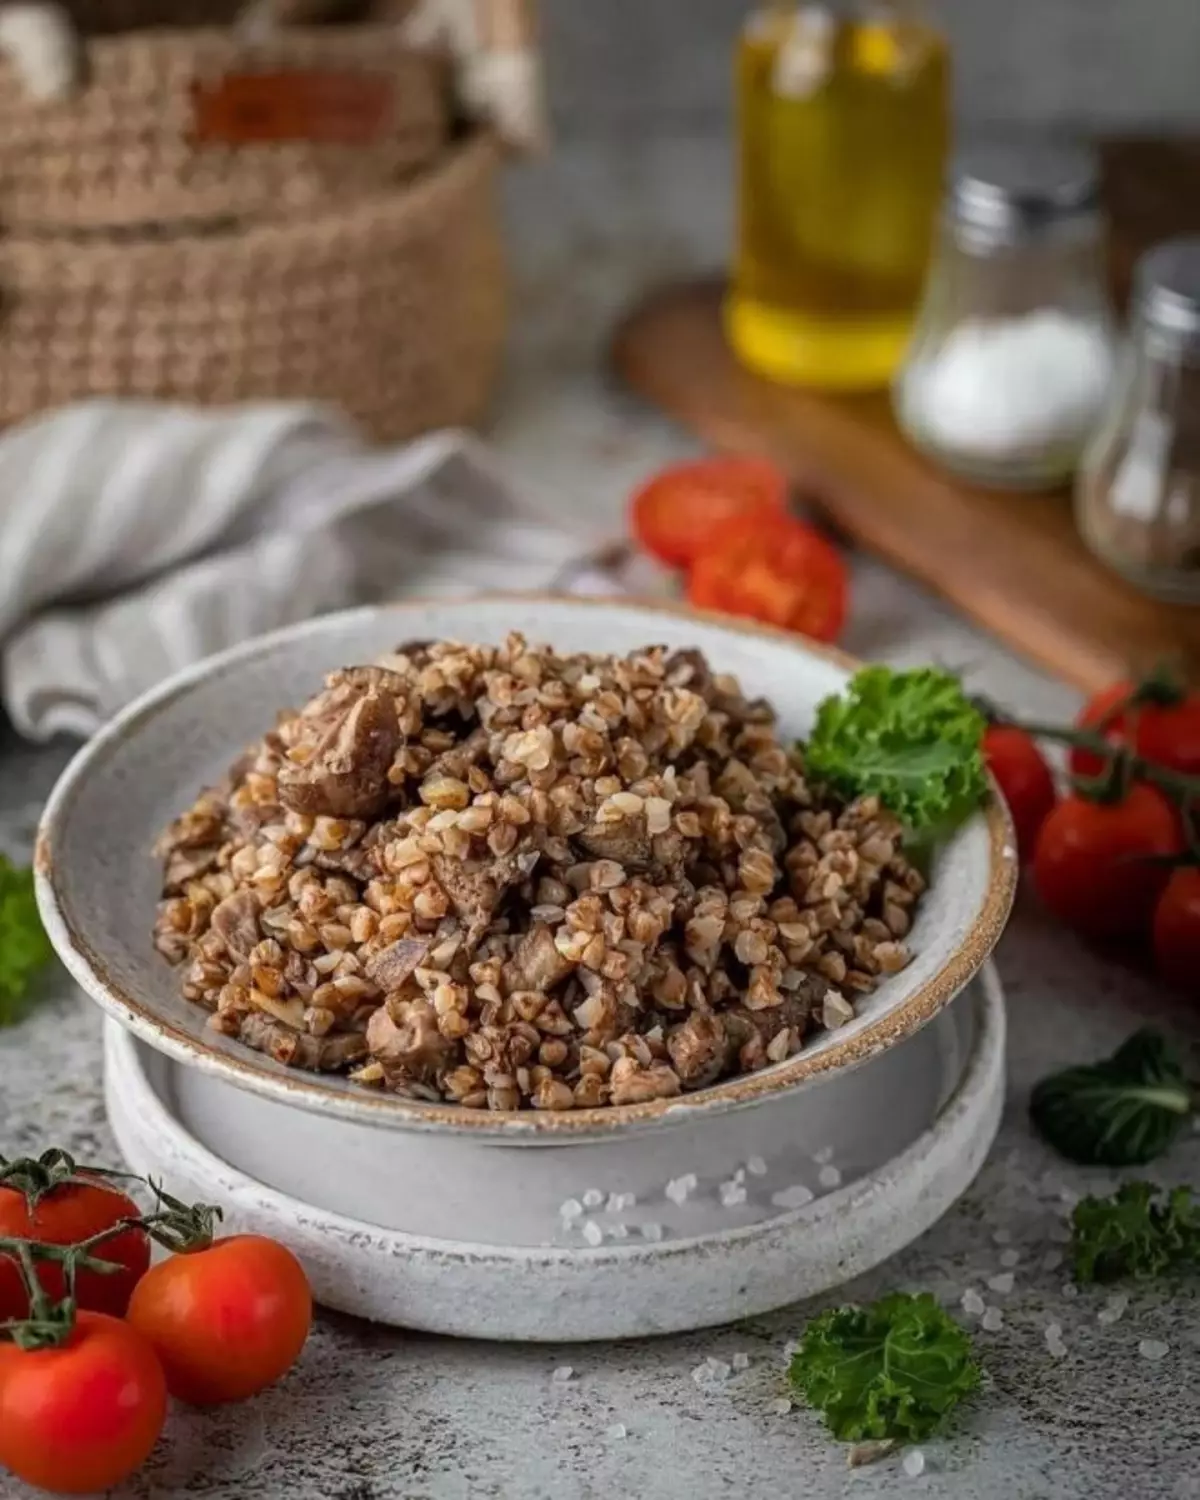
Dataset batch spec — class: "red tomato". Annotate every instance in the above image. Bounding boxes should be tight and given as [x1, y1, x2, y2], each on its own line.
[1152, 867, 1200, 994]
[982, 726, 1058, 859]
[0, 1311, 166, 1494]
[0, 1176, 149, 1321]
[686, 512, 848, 643]
[1032, 783, 1183, 943]
[127, 1235, 311, 1406]
[1070, 680, 1200, 778]
[629, 456, 788, 569]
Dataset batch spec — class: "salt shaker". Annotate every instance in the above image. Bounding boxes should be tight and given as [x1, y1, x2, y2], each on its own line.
[894, 141, 1117, 488]
[1076, 238, 1200, 602]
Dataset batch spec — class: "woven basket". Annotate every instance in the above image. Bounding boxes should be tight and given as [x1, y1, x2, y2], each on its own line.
[0, 0, 449, 232]
[0, 133, 508, 439]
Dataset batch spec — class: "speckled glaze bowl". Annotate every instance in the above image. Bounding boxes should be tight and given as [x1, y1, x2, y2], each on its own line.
[37, 595, 1016, 1144]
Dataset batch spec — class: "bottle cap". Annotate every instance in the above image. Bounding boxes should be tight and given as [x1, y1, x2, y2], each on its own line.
[949, 140, 1100, 242]
[1135, 237, 1200, 347]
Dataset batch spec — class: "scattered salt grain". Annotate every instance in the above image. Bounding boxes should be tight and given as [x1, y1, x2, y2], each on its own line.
[606, 1191, 637, 1213]
[1061, 1282, 1079, 1299]
[581, 1220, 604, 1247]
[987, 1272, 1015, 1295]
[1041, 1251, 1064, 1273]
[784, 1338, 802, 1360]
[813, 1146, 835, 1165]
[902, 1449, 926, 1479]
[551, 1365, 574, 1383]
[961, 1289, 985, 1317]
[981, 1306, 1004, 1332]
[746, 1156, 769, 1178]
[1139, 1339, 1170, 1362]
[606, 1423, 627, 1440]
[582, 1188, 604, 1209]
[665, 1173, 698, 1206]
[1043, 1323, 1067, 1358]
[719, 1180, 748, 1208]
[559, 1198, 583, 1222]
[992, 1228, 1013, 1245]
[818, 1164, 843, 1189]
[769, 1397, 792, 1416]
[772, 1184, 815, 1210]
[1097, 1293, 1129, 1327]
[734, 1168, 746, 1183]
[999, 1249, 1021, 1268]
[640, 1222, 664, 1242]
[608, 1224, 629, 1240]
[731, 1352, 750, 1371]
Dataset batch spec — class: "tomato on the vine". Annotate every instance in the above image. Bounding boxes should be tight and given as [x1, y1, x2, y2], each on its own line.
[686, 512, 848, 643]
[1032, 783, 1182, 943]
[1070, 680, 1200, 778]
[1152, 867, 1200, 994]
[0, 1175, 149, 1321]
[629, 456, 788, 569]
[127, 1235, 311, 1406]
[982, 725, 1057, 858]
[0, 1311, 166, 1494]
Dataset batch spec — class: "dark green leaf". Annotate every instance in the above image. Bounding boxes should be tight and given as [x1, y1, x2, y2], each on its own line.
[803, 667, 989, 834]
[788, 1292, 980, 1443]
[1030, 1030, 1193, 1167]
[0, 856, 53, 1027]
[1072, 1182, 1200, 1284]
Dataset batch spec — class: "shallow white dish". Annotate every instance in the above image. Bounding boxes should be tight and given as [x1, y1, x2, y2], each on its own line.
[39, 595, 1014, 1142]
[106, 964, 1004, 1340]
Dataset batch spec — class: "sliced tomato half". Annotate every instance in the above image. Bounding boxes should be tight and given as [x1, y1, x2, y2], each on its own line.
[629, 456, 789, 569]
[686, 512, 848, 643]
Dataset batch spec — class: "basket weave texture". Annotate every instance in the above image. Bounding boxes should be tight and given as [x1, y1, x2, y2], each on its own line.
[0, 16, 449, 233]
[0, 133, 509, 440]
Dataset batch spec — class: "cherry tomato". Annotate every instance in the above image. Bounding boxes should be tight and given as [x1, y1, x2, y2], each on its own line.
[1070, 680, 1200, 778]
[127, 1235, 311, 1406]
[1032, 783, 1183, 943]
[0, 1175, 149, 1321]
[686, 512, 849, 643]
[0, 1311, 166, 1494]
[629, 456, 788, 569]
[982, 725, 1058, 859]
[1152, 867, 1200, 995]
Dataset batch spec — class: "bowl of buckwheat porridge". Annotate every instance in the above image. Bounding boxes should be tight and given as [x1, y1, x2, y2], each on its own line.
[37, 596, 1014, 1151]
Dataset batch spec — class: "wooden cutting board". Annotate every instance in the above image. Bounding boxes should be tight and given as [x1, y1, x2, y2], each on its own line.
[611, 139, 1200, 693]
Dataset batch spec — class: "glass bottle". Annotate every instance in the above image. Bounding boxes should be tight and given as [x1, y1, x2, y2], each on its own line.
[894, 141, 1117, 489]
[726, 1, 949, 392]
[1076, 238, 1200, 602]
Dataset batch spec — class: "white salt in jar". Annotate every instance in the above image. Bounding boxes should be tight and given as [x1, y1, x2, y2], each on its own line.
[894, 141, 1117, 488]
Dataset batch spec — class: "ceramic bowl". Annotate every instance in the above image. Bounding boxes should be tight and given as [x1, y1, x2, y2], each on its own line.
[38, 594, 1015, 1142]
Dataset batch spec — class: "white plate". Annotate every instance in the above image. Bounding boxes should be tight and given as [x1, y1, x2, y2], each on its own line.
[41, 595, 1014, 1140]
[105, 964, 1004, 1340]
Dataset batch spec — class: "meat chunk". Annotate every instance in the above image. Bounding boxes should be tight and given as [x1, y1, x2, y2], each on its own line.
[238, 1013, 367, 1071]
[667, 1011, 731, 1090]
[278, 689, 399, 819]
[576, 822, 652, 866]
[364, 936, 432, 994]
[209, 890, 261, 961]
[503, 923, 574, 993]
[366, 996, 455, 1085]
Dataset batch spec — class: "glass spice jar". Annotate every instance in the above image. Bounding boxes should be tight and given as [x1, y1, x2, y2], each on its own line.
[894, 141, 1117, 488]
[1076, 237, 1200, 602]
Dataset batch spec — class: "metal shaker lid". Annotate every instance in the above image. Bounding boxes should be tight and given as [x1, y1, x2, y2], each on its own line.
[1135, 237, 1200, 345]
[949, 140, 1100, 240]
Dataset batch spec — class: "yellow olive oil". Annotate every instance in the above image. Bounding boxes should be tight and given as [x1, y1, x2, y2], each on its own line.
[727, 4, 949, 391]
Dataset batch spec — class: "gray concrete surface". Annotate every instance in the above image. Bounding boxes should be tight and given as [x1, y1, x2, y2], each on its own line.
[1, 133, 1198, 1497]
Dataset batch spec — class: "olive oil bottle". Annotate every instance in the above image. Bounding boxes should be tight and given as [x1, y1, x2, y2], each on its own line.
[727, 2, 949, 391]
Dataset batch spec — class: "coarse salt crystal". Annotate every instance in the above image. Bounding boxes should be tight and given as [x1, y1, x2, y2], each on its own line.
[608, 1224, 629, 1240]
[746, 1156, 768, 1178]
[987, 1272, 1015, 1295]
[552, 1365, 574, 1383]
[665, 1176, 693, 1206]
[813, 1146, 835, 1165]
[818, 1164, 842, 1190]
[640, 1222, 664, 1242]
[734, 1167, 746, 1184]
[559, 1198, 583, 1222]
[582, 1188, 604, 1209]
[706, 1358, 732, 1381]
[783, 1339, 802, 1361]
[719, 1181, 748, 1208]
[581, 1220, 604, 1247]
[606, 1423, 627, 1440]
[1139, 1339, 1170, 1362]
[981, 1306, 1004, 1332]
[731, 1352, 750, 1371]
[1061, 1282, 1079, 1299]
[772, 1184, 815, 1210]
[999, 1249, 1021, 1268]
[902, 1450, 926, 1479]
[692, 1363, 714, 1386]
[1047, 1338, 1068, 1360]
[769, 1397, 792, 1416]
[992, 1228, 1013, 1245]
[1097, 1293, 1129, 1326]
[961, 1289, 985, 1317]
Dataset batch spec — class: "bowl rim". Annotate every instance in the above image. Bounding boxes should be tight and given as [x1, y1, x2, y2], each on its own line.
[36, 592, 1017, 1141]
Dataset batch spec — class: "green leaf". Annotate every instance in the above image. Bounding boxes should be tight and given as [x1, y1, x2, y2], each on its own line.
[1030, 1030, 1193, 1167]
[788, 1292, 980, 1443]
[1072, 1182, 1200, 1284]
[0, 856, 53, 1027]
[803, 667, 989, 833]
